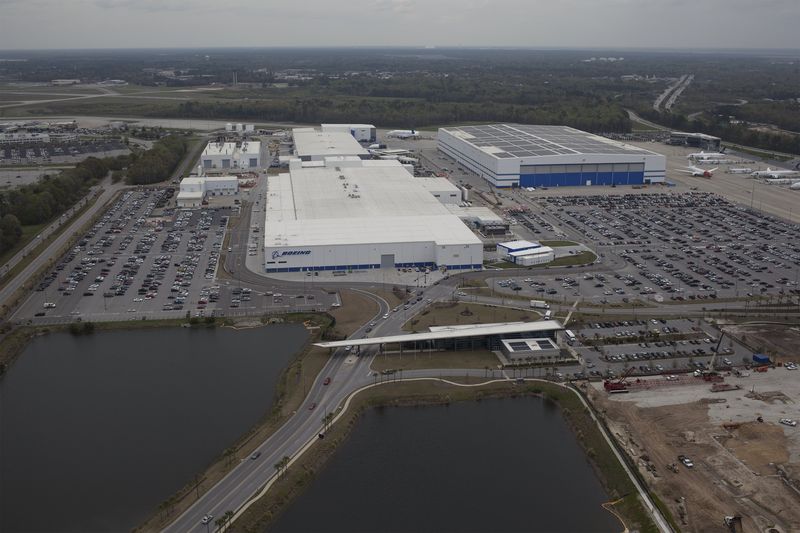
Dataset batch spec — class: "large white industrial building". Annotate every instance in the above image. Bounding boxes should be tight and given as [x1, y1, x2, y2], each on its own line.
[292, 128, 369, 161]
[176, 175, 239, 208]
[321, 124, 377, 143]
[263, 158, 483, 273]
[201, 141, 261, 170]
[438, 124, 666, 188]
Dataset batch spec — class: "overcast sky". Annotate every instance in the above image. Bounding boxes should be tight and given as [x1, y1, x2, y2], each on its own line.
[1, 0, 798, 50]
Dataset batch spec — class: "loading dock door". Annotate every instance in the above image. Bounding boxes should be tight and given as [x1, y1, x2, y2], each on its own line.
[380, 254, 395, 269]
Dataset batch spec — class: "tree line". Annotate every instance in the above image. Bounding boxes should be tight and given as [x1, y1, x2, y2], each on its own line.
[126, 135, 188, 185]
[637, 109, 800, 156]
[174, 97, 631, 133]
[0, 135, 188, 256]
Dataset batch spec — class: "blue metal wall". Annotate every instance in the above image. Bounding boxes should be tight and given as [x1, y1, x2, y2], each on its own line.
[519, 171, 645, 187]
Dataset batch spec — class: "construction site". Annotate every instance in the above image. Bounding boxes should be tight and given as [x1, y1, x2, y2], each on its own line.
[587, 323, 800, 533]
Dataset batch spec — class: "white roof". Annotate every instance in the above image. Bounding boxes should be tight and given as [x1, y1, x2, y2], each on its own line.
[321, 123, 375, 128]
[204, 175, 239, 184]
[509, 246, 553, 257]
[202, 141, 260, 157]
[180, 177, 206, 186]
[499, 240, 539, 250]
[293, 128, 368, 158]
[264, 160, 481, 247]
[314, 320, 563, 348]
[446, 205, 504, 224]
[176, 190, 204, 200]
[414, 177, 460, 194]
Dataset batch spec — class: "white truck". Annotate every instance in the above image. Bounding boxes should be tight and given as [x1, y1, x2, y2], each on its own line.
[530, 300, 550, 310]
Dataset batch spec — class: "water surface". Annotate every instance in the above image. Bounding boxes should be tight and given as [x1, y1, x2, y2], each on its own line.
[0, 325, 307, 532]
[272, 396, 620, 533]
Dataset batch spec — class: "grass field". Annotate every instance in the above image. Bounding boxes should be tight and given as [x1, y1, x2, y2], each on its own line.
[404, 302, 535, 332]
[370, 349, 500, 372]
[539, 240, 578, 247]
[547, 251, 597, 267]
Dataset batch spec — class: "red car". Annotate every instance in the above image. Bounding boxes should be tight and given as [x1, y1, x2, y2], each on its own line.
[323, 377, 331, 386]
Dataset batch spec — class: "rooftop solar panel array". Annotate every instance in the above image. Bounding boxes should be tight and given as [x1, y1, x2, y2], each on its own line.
[448, 124, 649, 158]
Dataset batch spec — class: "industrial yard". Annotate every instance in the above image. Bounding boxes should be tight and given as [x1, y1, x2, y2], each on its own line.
[591, 363, 800, 533]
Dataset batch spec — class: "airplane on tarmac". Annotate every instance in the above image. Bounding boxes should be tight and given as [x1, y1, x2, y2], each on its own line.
[750, 167, 799, 179]
[727, 167, 754, 174]
[687, 150, 727, 161]
[678, 165, 717, 177]
[792, 182, 800, 190]
[386, 129, 419, 139]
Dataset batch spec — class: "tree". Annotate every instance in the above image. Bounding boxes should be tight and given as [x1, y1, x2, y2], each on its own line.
[0, 214, 22, 253]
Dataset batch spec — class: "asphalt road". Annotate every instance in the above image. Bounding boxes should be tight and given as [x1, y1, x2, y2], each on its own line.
[0, 176, 126, 311]
[163, 289, 390, 532]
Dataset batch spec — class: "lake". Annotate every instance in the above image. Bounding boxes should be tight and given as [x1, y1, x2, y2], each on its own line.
[0, 324, 308, 532]
[271, 396, 620, 533]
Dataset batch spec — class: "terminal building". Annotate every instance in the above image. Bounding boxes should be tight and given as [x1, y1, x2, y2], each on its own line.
[263, 157, 483, 273]
[667, 131, 721, 151]
[438, 123, 666, 188]
[315, 320, 566, 363]
[201, 141, 261, 170]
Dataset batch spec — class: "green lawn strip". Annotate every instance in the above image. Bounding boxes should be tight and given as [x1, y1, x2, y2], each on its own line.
[539, 240, 578, 247]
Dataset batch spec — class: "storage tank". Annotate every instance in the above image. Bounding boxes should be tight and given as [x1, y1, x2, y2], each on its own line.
[461, 186, 470, 202]
[225, 123, 233, 132]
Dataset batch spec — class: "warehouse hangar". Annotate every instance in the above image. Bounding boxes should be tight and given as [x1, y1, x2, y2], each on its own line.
[264, 158, 483, 273]
[438, 124, 666, 188]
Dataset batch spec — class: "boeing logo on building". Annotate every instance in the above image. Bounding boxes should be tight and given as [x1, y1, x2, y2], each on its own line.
[272, 250, 312, 260]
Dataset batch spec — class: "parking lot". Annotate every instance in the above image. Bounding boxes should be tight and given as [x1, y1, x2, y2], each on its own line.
[569, 318, 753, 378]
[478, 191, 800, 305]
[0, 139, 128, 166]
[14, 189, 234, 323]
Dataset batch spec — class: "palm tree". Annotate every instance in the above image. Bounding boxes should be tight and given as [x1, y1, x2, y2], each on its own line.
[223, 511, 234, 531]
[322, 412, 335, 432]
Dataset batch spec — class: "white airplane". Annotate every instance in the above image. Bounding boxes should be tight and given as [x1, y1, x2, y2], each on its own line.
[386, 129, 419, 139]
[792, 182, 800, 190]
[727, 167, 753, 174]
[765, 177, 800, 185]
[687, 150, 727, 161]
[750, 167, 799, 179]
[678, 165, 717, 178]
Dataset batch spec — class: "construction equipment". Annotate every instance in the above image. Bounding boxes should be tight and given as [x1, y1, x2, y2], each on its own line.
[604, 367, 635, 393]
[724, 515, 743, 532]
[701, 331, 727, 382]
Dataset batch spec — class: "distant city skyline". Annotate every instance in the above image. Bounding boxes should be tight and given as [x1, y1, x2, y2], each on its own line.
[0, 0, 798, 51]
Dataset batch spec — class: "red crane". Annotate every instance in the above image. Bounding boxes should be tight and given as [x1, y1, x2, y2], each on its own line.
[604, 367, 636, 393]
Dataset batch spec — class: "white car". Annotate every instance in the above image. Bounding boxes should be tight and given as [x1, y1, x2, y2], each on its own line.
[780, 418, 797, 427]
[201, 514, 214, 524]
[382, 313, 389, 319]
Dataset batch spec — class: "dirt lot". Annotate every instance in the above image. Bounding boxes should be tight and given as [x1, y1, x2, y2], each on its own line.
[724, 323, 800, 363]
[403, 302, 535, 332]
[589, 367, 800, 533]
